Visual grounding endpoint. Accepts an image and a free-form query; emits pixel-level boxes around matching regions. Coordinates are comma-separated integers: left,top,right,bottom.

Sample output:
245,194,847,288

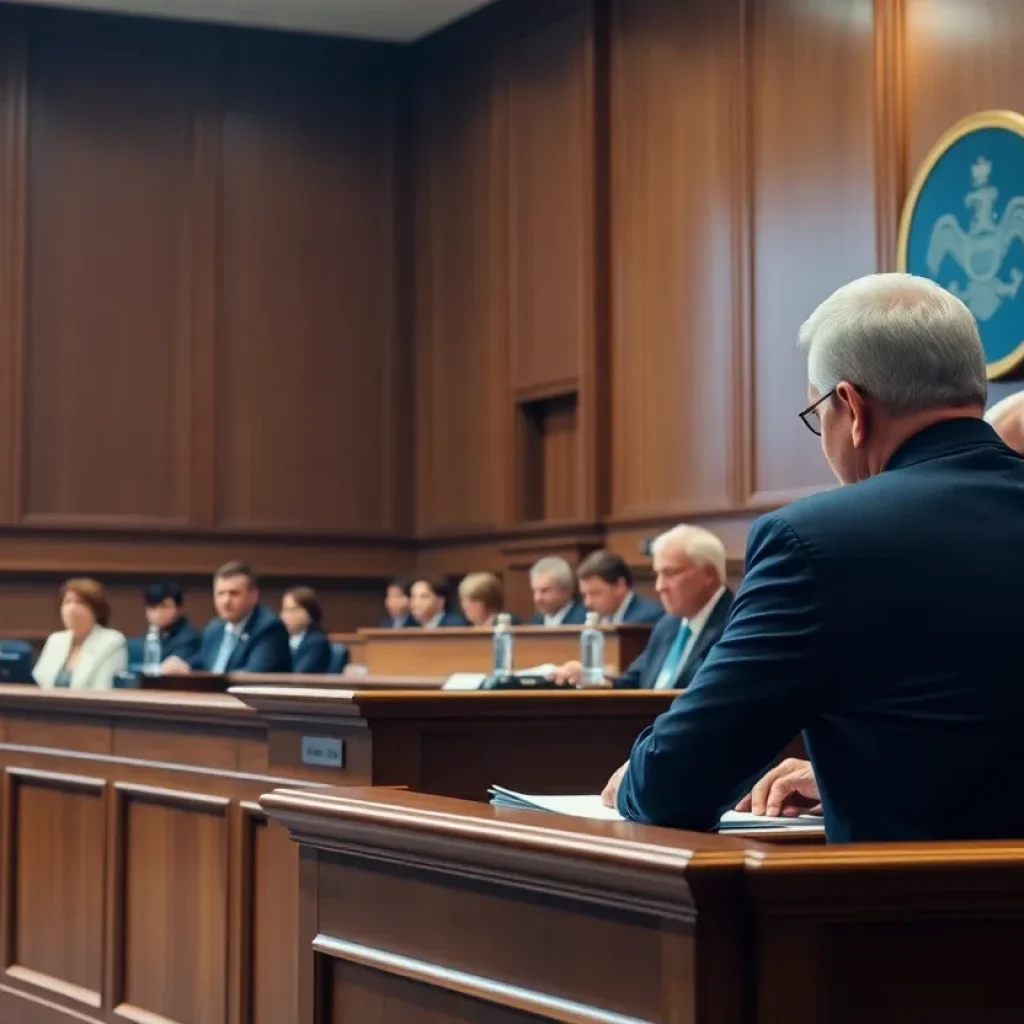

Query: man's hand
601,761,629,808
735,758,821,817
550,660,583,687
159,656,192,676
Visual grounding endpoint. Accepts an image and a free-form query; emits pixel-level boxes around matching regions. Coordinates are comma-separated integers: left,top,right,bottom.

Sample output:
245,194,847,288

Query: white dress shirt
607,591,636,624
543,603,574,627
679,586,726,668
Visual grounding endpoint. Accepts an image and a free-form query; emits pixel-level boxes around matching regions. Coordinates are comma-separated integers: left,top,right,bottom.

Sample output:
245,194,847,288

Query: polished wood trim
5,766,105,793
233,686,675,721
113,1002,183,1024
112,781,231,812
873,0,906,271
0,979,103,1022
4,965,101,1009
314,933,650,1024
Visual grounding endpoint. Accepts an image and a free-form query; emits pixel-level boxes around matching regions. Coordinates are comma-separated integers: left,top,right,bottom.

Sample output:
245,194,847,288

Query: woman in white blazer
34,578,127,690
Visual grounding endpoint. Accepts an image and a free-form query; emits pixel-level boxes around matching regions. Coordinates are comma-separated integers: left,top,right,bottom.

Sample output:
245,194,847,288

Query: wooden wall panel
608,0,740,523
217,55,400,533
903,0,1024,407
747,0,878,503
22,34,193,526
506,7,592,396
7,771,105,1006
414,59,508,535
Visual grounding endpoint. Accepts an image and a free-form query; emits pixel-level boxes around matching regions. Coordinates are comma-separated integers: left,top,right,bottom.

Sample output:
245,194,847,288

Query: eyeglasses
798,389,836,436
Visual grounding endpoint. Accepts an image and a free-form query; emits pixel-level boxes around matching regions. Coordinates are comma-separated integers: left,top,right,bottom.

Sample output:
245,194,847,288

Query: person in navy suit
140,581,202,665
605,272,1024,844
551,528,731,689
162,562,292,675
380,577,418,629
409,575,469,628
526,557,587,626
280,586,333,674
740,382,1024,821
576,550,664,626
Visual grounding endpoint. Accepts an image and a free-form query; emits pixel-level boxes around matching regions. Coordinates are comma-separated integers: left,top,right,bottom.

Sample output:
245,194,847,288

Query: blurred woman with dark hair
280,586,332,673
34,578,127,689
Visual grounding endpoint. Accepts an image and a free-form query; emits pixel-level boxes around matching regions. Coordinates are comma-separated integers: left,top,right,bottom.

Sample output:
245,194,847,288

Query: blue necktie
212,629,239,673
654,621,692,690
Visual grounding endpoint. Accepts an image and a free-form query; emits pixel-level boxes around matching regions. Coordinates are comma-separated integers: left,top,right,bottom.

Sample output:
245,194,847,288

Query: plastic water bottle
580,612,605,687
492,612,514,676
143,626,162,676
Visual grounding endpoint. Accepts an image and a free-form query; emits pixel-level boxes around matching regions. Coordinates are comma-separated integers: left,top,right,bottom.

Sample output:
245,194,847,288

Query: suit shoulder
97,627,126,646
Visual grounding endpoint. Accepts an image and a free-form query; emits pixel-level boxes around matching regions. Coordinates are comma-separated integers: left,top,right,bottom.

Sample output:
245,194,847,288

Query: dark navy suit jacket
379,613,419,629
160,616,203,664
193,604,292,673
618,419,1024,843
291,627,333,674
618,592,666,626
422,611,471,628
614,591,732,690
527,599,587,627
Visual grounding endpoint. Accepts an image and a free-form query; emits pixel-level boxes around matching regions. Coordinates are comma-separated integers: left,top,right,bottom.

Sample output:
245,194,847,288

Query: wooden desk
0,686,671,1024
264,786,1024,1024
358,624,651,677
0,686,323,1024
231,686,674,800
234,673,445,691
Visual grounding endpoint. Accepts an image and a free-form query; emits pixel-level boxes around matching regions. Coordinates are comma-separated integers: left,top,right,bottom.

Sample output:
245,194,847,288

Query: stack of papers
488,787,823,830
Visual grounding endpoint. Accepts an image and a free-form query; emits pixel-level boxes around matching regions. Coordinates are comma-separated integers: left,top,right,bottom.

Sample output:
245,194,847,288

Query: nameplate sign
301,735,344,769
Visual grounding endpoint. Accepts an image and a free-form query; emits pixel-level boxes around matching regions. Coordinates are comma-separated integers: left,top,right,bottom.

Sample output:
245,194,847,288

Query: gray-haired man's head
529,556,575,618
798,273,986,484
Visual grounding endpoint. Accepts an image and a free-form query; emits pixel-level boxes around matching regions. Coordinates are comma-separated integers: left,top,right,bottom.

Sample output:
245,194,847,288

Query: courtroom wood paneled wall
0,5,411,632
0,0,1015,629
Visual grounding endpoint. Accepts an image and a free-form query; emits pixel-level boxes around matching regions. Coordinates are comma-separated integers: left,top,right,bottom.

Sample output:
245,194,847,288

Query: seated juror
380,576,418,629
604,273,1024,843
458,572,518,627
34,578,127,690
280,586,332,674
551,527,731,689
410,576,470,628
137,581,202,665
576,550,664,625
162,561,292,675
526,557,587,626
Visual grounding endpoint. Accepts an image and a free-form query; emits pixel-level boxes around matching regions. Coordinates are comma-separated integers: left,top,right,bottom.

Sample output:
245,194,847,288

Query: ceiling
7,0,495,41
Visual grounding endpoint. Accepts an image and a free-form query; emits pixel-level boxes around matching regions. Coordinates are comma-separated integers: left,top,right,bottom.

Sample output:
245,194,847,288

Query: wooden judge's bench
265,786,1024,1024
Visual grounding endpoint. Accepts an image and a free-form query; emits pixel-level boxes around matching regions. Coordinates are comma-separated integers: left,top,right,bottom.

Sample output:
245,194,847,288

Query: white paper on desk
443,673,487,690
488,788,822,829
489,788,624,820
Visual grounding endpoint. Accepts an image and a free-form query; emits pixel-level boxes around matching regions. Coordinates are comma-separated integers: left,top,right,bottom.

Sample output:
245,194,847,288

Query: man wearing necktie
550,525,732,690
161,561,292,675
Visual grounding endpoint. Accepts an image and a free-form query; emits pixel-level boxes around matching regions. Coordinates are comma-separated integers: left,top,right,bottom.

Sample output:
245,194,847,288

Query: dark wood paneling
23,33,193,526
607,0,740,523
0,6,409,623
413,56,508,535
747,0,877,504
506,7,592,396
217,55,400,533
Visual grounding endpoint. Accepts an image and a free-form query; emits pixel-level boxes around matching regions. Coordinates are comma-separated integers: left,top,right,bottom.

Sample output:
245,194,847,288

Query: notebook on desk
488,786,823,830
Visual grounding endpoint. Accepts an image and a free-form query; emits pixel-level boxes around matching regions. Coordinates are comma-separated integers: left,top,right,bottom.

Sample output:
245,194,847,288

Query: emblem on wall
898,110,1024,379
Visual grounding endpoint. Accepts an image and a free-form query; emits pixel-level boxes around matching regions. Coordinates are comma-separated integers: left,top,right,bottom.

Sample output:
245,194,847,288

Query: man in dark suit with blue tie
605,272,1024,843
162,561,292,675
551,528,731,689
575,550,664,626
526,557,588,626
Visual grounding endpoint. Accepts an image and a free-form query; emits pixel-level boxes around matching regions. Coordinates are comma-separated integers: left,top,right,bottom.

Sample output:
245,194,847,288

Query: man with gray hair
527,556,586,626
605,272,1024,843
551,525,732,688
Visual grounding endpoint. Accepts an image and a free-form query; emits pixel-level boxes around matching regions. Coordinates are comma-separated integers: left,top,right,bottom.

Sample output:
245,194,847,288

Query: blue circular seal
898,110,1024,379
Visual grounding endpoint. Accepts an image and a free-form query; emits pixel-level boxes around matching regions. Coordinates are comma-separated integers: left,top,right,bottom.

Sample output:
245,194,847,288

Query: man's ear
836,381,868,448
